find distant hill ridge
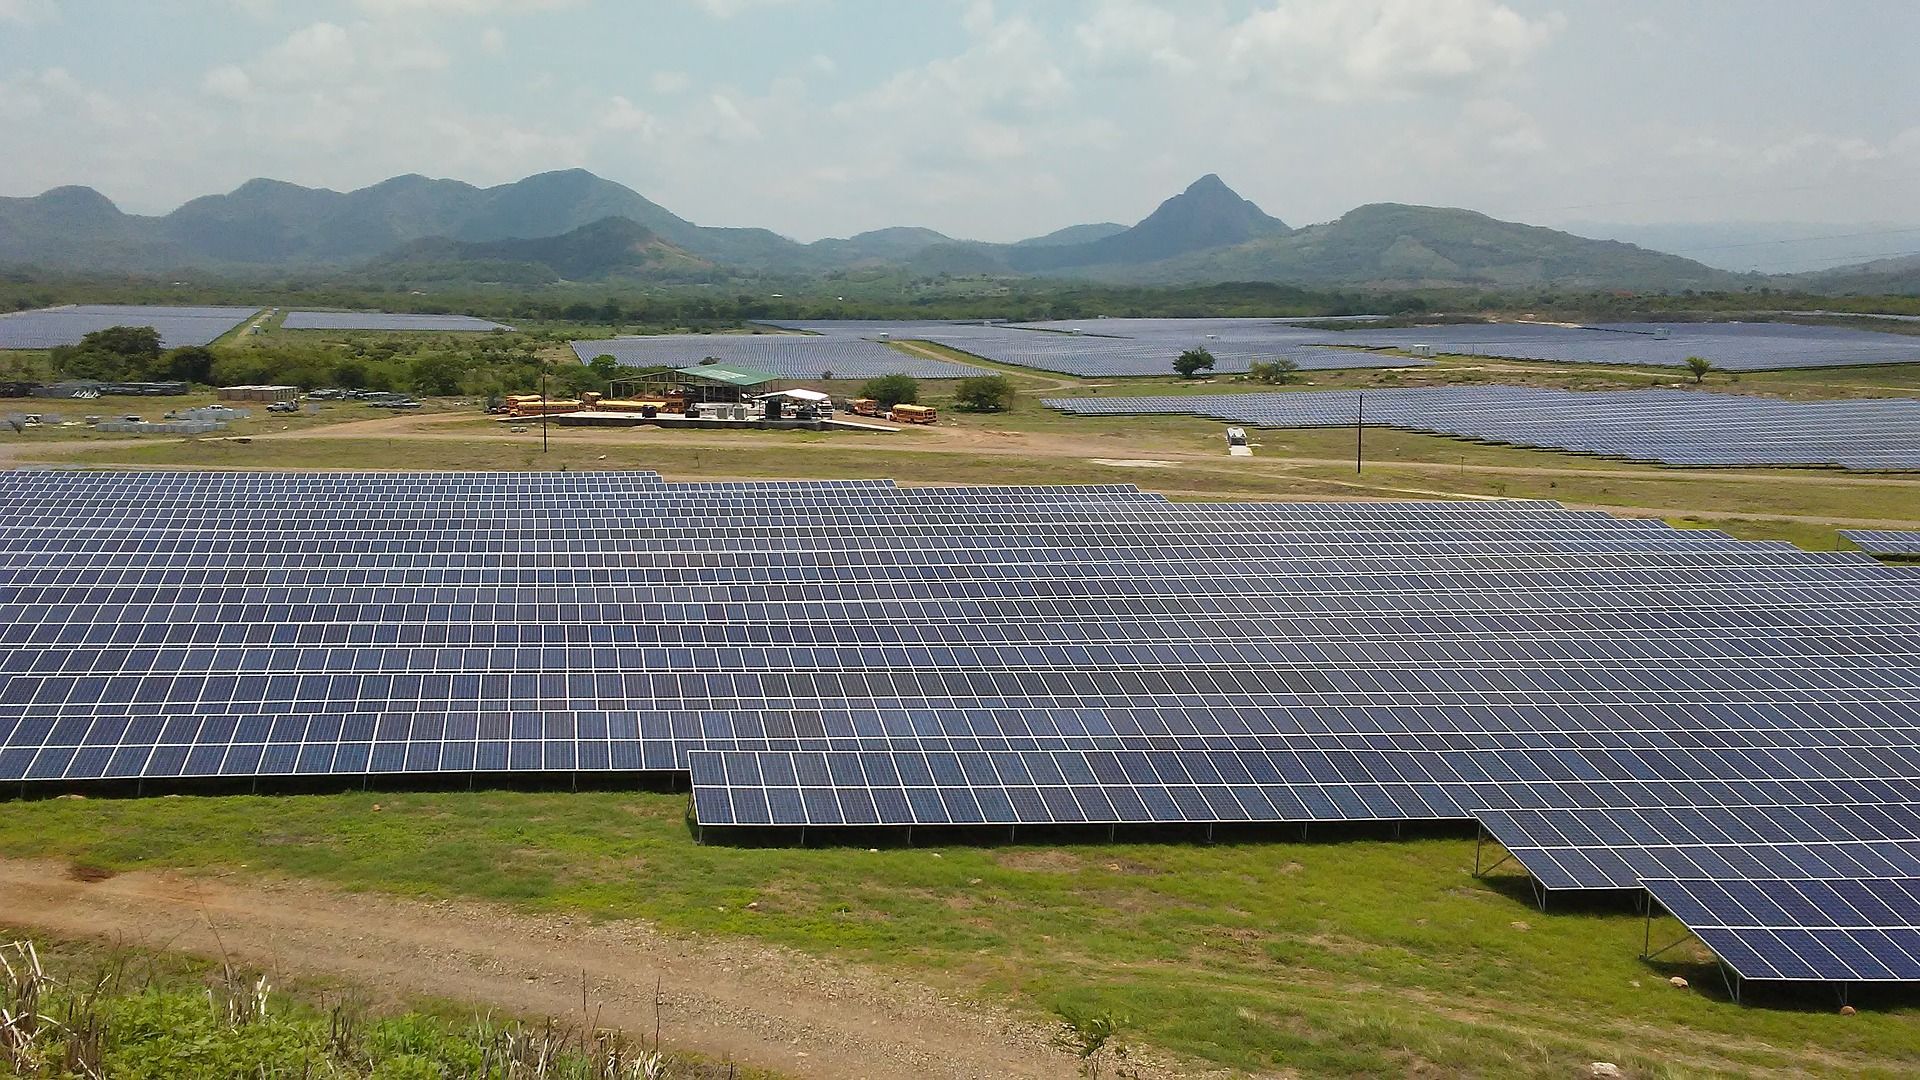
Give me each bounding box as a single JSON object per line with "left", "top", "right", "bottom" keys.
{"left": 0, "top": 168, "right": 1789, "bottom": 290}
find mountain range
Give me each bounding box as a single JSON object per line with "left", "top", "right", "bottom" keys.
{"left": 0, "top": 168, "right": 1906, "bottom": 292}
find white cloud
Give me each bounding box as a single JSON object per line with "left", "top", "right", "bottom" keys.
{"left": 353, "top": 0, "right": 579, "bottom": 15}
{"left": 479, "top": 26, "right": 506, "bottom": 53}
{"left": 600, "top": 95, "right": 658, "bottom": 138}
{"left": 690, "top": 0, "right": 797, "bottom": 18}
{"left": 0, "top": 0, "right": 57, "bottom": 25}
{"left": 650, "top": 70, "right": 690, "bottom": 95}
{"left": 201, "top": 65, "right": 255, "bottom": 101}
{"left": 262, "top": 22, "right": 357, "bottom": 84}
{"left": 1227, "top": 0, "right": 1561, "bottom": 102}
{"left": 705, "top": 94, "right": 762, "bottom": 142}
{"left": 1076, "top": 0, "right": 1193, "bottom": 75}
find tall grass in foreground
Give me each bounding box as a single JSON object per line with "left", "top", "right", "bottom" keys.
{"left": 0, "top": 939, "right": 735, "bottom": 1080}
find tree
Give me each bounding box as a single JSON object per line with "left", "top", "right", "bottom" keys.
{"left": 49, "top": 325, "right": 164, "bottom": 382}
{"left": 952, "top": 374, "right": 1016, "bottom": 412}
{"left": 331, "top": 358, "right": 371, "bottom": 390}
{"left": 79, "top": 325, "right": 162, "bottom": 364}
{"left": 1173, "top": 347, "right": 1216, "bottom": 379}
{"left": 161, "top": 346, "right": 216, "bottom": 385}
{"left": 586, "top": 354, "right": 622, "bottom": 386}
{"left": 859, "top": 373, "right": 920, "bottom": 408}
{"left": 409, "top": 353, "right": 466, "bottom": 396}
{"left": 1684, "top": 355, "right": 1713, "bottom": 384}
{"left": 1247, "top": 358, "right": 1300, "bottom": 384}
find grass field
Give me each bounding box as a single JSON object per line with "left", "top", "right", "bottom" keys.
{"left": 1, "top": 791, "right": 1916, "bottom": 1077}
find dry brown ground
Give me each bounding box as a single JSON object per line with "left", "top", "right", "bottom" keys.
{"left": 0, "top": 856, "right": 1088, "bottom": 1080}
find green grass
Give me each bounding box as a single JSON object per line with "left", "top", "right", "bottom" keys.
{"left": 0, "top": 929, "right": 768, "bottom": 1079}
{"left": 0, "top": 791, "right": 1913, "bottom": 1077}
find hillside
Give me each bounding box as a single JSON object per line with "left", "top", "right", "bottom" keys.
{"left": 1095, "top": 203, "right": 1747, "bottom": 289}
{"left": 1789, "top": 253, "right": 1920, "bottom": 295}
{"left": 1007, "top": 174, "right": 1291, "bottom": 272}
{"left": 0, "top": 169, "right": 1776, "bottom": 291}
{"left": 372, "top": 216, "right": 713, "bottom": 282}
{"left": 0, "top": 170, "right": 816, "bottom": 272}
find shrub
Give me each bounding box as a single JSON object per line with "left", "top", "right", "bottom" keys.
{"left": 952, "top": 374, "right": 1016, "bottom": 412}
{"left": 859, "top": 373, "right": 920, "bottom": 408}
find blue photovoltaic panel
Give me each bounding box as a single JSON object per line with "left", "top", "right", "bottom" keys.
{"left": 0, "top": 305, "right": 261, "bottom": 350}
{"left": 758, "top": 319, "right": 1421, "bottom": 376}
{"left": 6, "top": 469, "right": 1920, "bottom": 983}
{"left": 282, "top": 312, "right": 512, "bottom": 332}
{"left": 1321, "top": 321, "right": 1920, "bottom": 371}
{"left": 1643, "top": 877, "right": 1920, "bottom": 981}
{"left": 1043, "top": 387, "right": 1920, "bottom": 470}
{"left": 761, "top": 318, "right": 1920, "bottom": 375}
{"left": 1475, "top": 805, "right": 1920, "bottom": 891}
{"left": 1844, "top": 531, "right": 1920, "bottom": 557}
{"left": 569, "top": 335, "right": 989, "bottom": 379}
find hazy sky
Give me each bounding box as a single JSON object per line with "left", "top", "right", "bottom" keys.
{"left": 2, "top": 0, "right": 1916, "bottom": 249}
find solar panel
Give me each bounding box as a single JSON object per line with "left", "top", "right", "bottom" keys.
{"left": 1843, "top": 531, "right": 1920, "bottom": 557}
{"left": 758, "top": 319, "right": 1421, "bottom": 376}
{"left": 1322, "top": 322, "right": 1920, "bottom": 372}
{"left": 1476, "top": 805, "right": 1920, "bottom": 890}
{"left": 0, "top": 306, "right": 261, "bottom": 350}
{"left": 1044, "top": 387, "right": 1920, "bottom": 470}
{"left": 282, "top": 312, "right": 512, "bottom": 332}
{"left": 1644, "top": 877, "right": 1920, "bottom": 981}
{"left": 570, "top": 335, "right": 989, "bottom": 379}
{"left": 762, "top": 319, "right": 1920, "bottom": 375}
{"left": 6, "top": 469, "right": 1920, "bottom": 984}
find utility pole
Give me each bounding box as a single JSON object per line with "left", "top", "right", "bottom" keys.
{"left": 1355, "top": 390, "right": 1363, "bottom": 475}
{"left": 541, "top": 369, "right": 549, "bottom": 454}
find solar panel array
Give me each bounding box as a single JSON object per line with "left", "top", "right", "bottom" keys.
{"left": 1043, "top": 386, "right": 1920, "bottom": 470}
{"left": 7, "top": 469, "right": 1920, "bottom": 986}
{"left": 1843, "top": 531, "right": 1920, "bottom": 558}
{"left": 282, "top": 312, "right": 512, "bottom": 332}
{"left": 759, "top": 319, "right": 1422, "bottom": 376}
{"left": 1324, "top": 322, "right": 1920, "bottom": 372}
{"left": 569, "top": 335, "right": 989, "bottom": 379}
{"left": 0, "top": 305, "right": 261, "bottom": 350}
{"left": 1643, "top": 878, "right": 1920, "bottom": 982}
{"left": 761, "top": 318, "right": 1920, "bottom": 375}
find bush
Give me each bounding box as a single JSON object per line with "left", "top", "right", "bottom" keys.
{"left": 1247, "top": 358, "right": 1300, "bottom": 384}
{"left": 859, "top": 373, "right": 920, "bottom": 408}
{"left": 952, "top": 374, "right": 1015, "bottom": 412}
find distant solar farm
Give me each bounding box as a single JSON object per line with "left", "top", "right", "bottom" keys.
{"left": 570, "top": 335, "right": 991, "bottom": 379}
{"left": 282, "top": 311, "right": 512, "bottom": 332}
{"left": 762, "top": 318, "right": 1421, "bottom": 377}
{"left": 0, "top": 304, "right": 260, "bottom": 350}
{"left": 761, "top": 317, "right": 1920, "bottom": 377}
{"left": 1325, "top": 321, "right": 1920, "bottom": 372}
{"left": 1045, "top": 387, "right": 1920, "bottom": 470}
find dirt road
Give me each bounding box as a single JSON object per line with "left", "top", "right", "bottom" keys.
{"left": 0, "top": 857, "right": 1078, "bottom": 1079}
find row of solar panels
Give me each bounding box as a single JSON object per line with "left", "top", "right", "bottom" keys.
{"left": 764, "top": 318, "right": 1920, "bottom": 375}
{"left": 4, "top": 471, "right": 1920, "bottom": 986}
{"left": 1845, "top": 531, "right": 1920, "bottom": 557}
{"left": 0, "top": 305, "right": 260, "bottom": 350}
{"left": 1043, "top": 387, "right": 1920, "bottom": 470}
{"left": 569, "top": 336, "right": 989, "bottom": 379}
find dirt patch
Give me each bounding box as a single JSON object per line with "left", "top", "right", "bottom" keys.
{"left": 1088, "top": 458, "right": 1178, "bottom": 468}
{"left": 65, "top": 862, "right": 117, "bottom": 883}
{"left": 0, "top": 856, "right": 1079, "bottom": 1080}
{"left": 993, "top": 849, "right": 1084, "bottom": 874}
